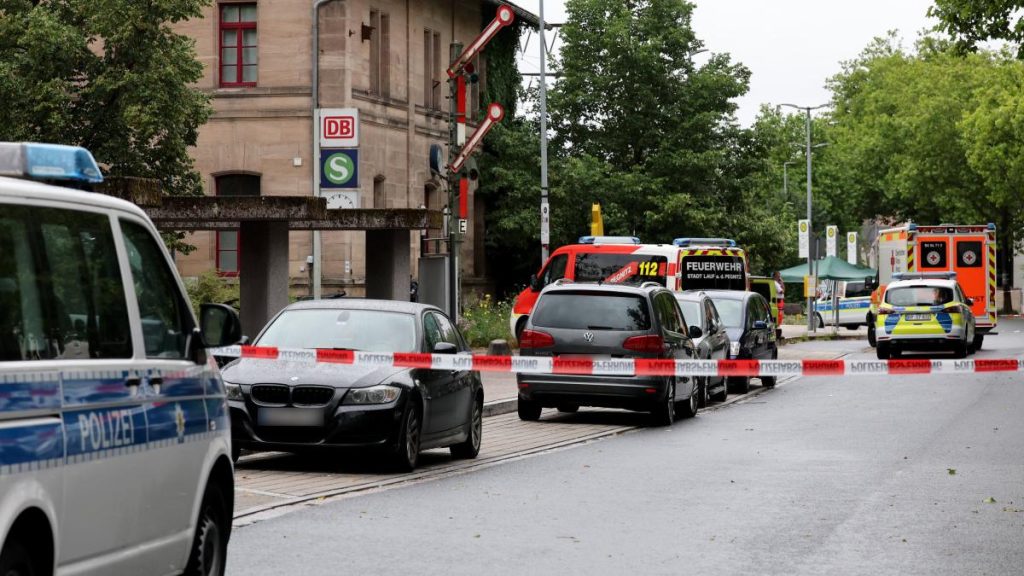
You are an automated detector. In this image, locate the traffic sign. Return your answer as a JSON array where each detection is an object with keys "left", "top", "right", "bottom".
[
  {"left": 448, "top": 103, "right": 504, "bottom": 174},
  {"left": 826, "top": 225, "right": 838, "bottom": 257},
  {"left": 798, "top": 219, "right": 809, "bottom": 258},
  {"left": 459, "top": 219, "right": 468, "bottom": 234},
  {"left": 447, "top": 5, "right": 515, "bottom": 78},
  {"left": 847, "top": 232, "right": 858, "bottom": 265},
  {"left": 320, "top": 149, "right": 359, "bottom": 188},
  {"left": 319, "top": 108, "right": 359, "bottom": 148}
]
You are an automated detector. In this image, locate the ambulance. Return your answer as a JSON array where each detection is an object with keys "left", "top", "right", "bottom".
[
  {"left": 509, "top": 237, "right": 750, "bottom": 340},
  {"left": 868, "top": 223, "right": 997, "bottom": 348}
]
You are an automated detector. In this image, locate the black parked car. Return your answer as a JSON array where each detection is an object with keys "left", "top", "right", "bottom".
[
  {"left": 517, "top": 281, "right": 700, "bottom": 426},
  {"left": 674, "top": 291, "right": 731, "bottom": 406},
  {"left": 221, "top": 300, "right": 483, "bottom": 471},
  {"left": 703, "top": 290, "right": 778, "bottom": 394}
]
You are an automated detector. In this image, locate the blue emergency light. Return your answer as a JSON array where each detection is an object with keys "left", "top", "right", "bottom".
[
  {"left": 577, "top": 236, "right": 642, "bottom": 245},
  {"left": 0, "top": 142, "right": 104, "bottom": 184},
  {"left": 672, "top": 237, "right": 737, "bottom": 248}
]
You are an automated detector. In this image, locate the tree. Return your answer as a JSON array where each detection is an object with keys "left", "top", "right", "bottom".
[
  {"left": 823, "top": 34, "right": 1024, "bottom": 284},
  {"left": 930, "top": 0, "right": 1024, "bottom": 58},
  {"left": 0, "top": 0, "right": 211, "bottom": 197},
  {"left": 548, "top": 0, "right": 773, "bottom": 264}
]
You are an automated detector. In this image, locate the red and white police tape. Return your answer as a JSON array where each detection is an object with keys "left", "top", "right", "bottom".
[{"left": 210, "top": 346, "right": 1024, "bottom": 378}]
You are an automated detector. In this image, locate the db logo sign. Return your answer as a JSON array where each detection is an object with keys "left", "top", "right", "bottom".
[
  {"left": 324, "top": 116, "right": 355, "bottom": 139},
  {"left": 319, "top": 108, "right": 359, "bottom": 147}
]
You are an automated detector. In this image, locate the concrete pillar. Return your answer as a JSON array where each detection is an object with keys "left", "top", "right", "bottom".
[
  {"left": 239, "top": 221, "right": 290, "bottom": 338},
  {"left": 365, "top": 230, "right": 411, "bottom": 301}
]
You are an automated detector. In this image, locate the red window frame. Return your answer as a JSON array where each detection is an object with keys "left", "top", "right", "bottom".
[
  {"left": 219, "top": 4, "right": 257, "bottom": 87},
  {"left": 215, "top": 230, "right": 240, "bottom": 277}
]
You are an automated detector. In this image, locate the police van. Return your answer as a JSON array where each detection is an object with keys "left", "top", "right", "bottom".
[{"left": 0, "top": 143, "right": 242, "bottom": 575}]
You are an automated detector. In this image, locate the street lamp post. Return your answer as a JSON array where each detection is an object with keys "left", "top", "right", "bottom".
[
  {"left": 780, "top": 103, "right": 829, "bottom": 332},
  {"left": 538, "top": 0, "right": 550, "bottom": 262}
]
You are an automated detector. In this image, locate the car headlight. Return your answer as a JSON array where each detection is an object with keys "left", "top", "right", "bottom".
[
  {"left": 729, "top": 342, "right": 741, "bottom": 358},
  {"left": 225, "top": 382, "right": 244, "bottom": 401},
  {"left": 343, "top": 385, "right": 402, "bottom": 405}
]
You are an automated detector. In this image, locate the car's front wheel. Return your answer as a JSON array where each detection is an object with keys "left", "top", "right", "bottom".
[
  {"left": 675, "top": 379, "right": 698, "bottom": 420},
  {"left": 727, "top": 377, "right": 750, "bottom": 394},
  {"left": 650, "top": 379, "right": 677, "bottom": 426},
  {"left": 450, "top": 396, "right": 482, "bottom": 459},
  {"left": 867, "top": 319, "right": 877, "bottom": 348},
  {"left": 185, "top": 482, "right": 230, "bottom": 576},
  {"left": 877, "top": 342, "right": 890, "bottom": 360},
  {"left": 388, "top": 403, "right": 422, "bottom": 471},
  {"left": 711, "top": 377, "right": 728, "bottom": 402}
]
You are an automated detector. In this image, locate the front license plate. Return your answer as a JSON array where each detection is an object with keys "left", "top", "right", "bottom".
[
  {"left": 906, "top": 314, "right": 931, "bottom": 322},
  {"left": 257, "top": 408, "right": 322, "bottom": 427}
]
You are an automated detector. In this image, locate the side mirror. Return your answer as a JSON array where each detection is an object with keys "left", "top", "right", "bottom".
[
  {"left": 200, "top": 303, "right": 243, "bottom": 348},
  {"left": 433, "top": 342, "right": 458, "bottom": 354},
  {"left": 865, "top": 276, "right": 878, "bottom": 290},
  {"left": 688, "top": 325, "right": 703, "bottom": 339},
  {"left": 529, "top": 274, "right": 541, "bottom": 292},
  {"left": 753, "top": 320, "right": 768, "bottom": 331}
]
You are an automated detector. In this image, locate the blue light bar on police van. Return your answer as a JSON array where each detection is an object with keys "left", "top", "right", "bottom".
[
  {"left": 0, "top": 142, "right": 103, "bottom": 184},
  {"left": 892, "top": 272, "right": 957, "bottom": 281},
  {"left": 672, "top": 237, "right": 737, "bottom": 248},
  {"left": 578, "top": 236, "right": 642, "bottom": 245}
]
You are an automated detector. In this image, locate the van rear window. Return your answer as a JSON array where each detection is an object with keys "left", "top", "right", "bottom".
[{"left": 532, "top": 292, "right": 651, "bottom": 331}]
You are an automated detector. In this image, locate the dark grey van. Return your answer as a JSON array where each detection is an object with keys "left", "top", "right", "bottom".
[{"left": 516, "top": 282, "right": 700, "bottom": 426}]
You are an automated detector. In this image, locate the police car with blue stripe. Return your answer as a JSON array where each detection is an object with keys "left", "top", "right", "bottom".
[{"left": 0, "top": 143, "right": 243, "bottom": 575}]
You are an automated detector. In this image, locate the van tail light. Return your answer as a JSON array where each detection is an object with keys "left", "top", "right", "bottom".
[
  {"left": 623, "top": 335, "right": 665, "bottom": 354},
  {"left": 519, "top": 329, "right": 555, "bottom": 349}
]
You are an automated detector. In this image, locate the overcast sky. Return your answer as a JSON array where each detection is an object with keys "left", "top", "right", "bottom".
[{"left": 513, "top": 0, "right": 937, "bottom": 126}]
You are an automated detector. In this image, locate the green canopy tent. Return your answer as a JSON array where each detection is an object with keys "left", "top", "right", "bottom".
[
  {"left": 777, "top": 257, "right": 878, "bottom": 333},
  {"left": 778, "top": 256, "right": 876, "bottom": 282}
]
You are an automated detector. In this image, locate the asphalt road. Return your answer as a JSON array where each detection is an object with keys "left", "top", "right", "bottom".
[{"left": 226, "top": 320, "right": 1024, "bottom": 576}]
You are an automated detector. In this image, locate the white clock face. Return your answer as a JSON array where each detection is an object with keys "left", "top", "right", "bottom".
[{"left": 325, "top": 191, "right": 360, "bottom": 209}]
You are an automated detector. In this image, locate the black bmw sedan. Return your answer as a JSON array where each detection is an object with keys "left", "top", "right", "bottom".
[{"left": 221, "top": 300, "right": 483, "bottom": 471}]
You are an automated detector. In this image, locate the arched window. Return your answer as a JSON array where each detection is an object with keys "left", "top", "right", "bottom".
[{"left": 215, "top": 173, "right": 260, "bottom": 276}]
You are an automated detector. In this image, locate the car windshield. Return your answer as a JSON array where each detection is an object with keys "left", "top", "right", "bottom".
[
  {"left": 674, "top": 299, "right": 702, "bottom": 329},
  {"left": 709, "top": 298, "right": 744, "bottom": 328},
  {"left": 885, "top": 286, "right": 955, "bottom": 307},
  {"left": 532, "top": 292, "right": 651, "bottom": 331},
  {"left": 256, "top": 309, "right": 417, "bottom": 352}
]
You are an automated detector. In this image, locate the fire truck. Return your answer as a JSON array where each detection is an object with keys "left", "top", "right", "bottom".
[
  {"left": 868, "top": 223, "right": 997, "bottom": 348},
  {"left": 508, "top": 237, "right": 750, "bottom": 340}
]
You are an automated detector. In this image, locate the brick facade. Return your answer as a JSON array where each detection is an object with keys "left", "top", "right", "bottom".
[{"left": 173, "top": 0, "right": 492, "bottom": 297}]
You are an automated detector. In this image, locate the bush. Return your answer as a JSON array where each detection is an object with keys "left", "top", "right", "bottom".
[
  {"left": 185, "top": 270, "right": 240, "bottom": 313},
  {"left": 459, "top": 295, "right": 515, "bottom": 348}
]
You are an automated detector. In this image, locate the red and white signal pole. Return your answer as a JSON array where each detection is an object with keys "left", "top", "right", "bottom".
[{"left": 444, "top": 5, "right": 514, "bottom": 321}]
